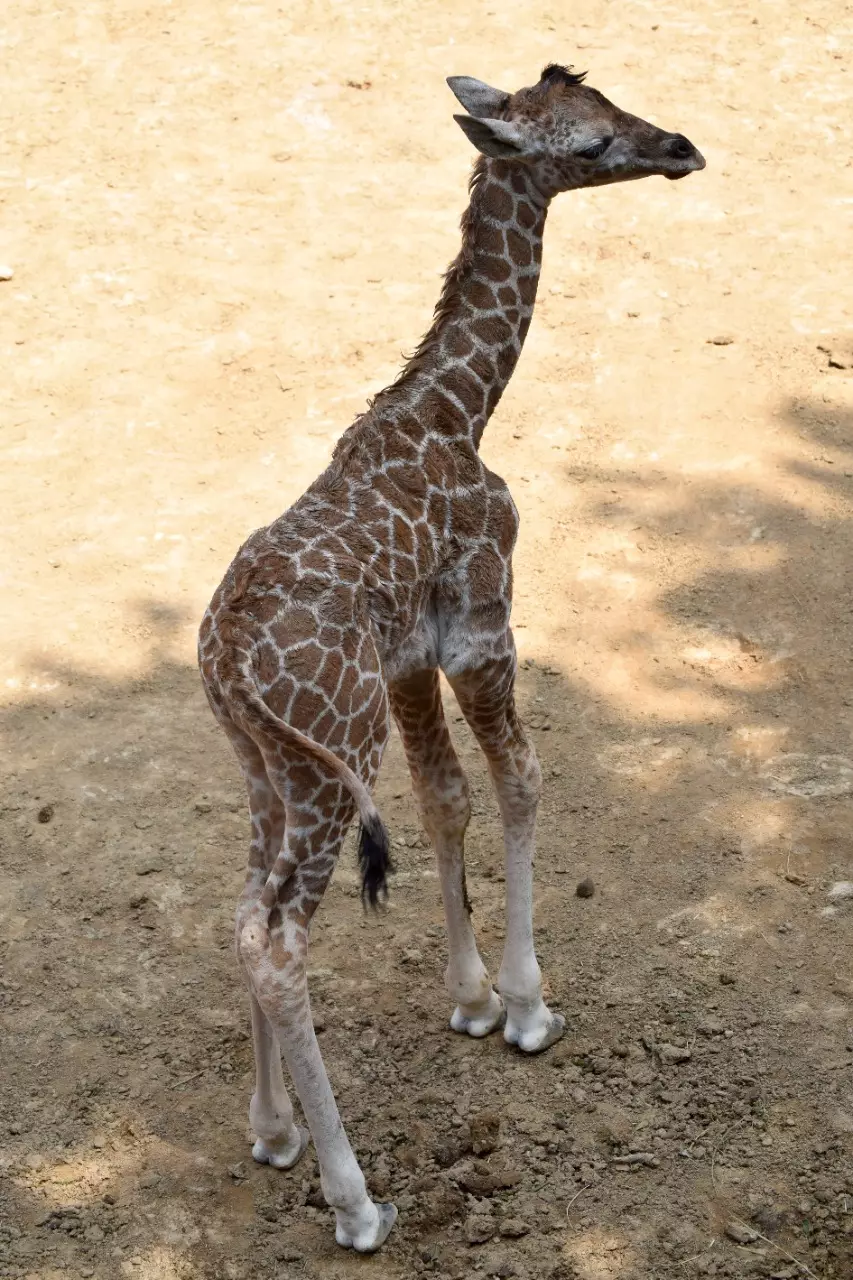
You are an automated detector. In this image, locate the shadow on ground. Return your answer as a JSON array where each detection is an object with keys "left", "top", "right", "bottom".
[{"left": 1, "top": 399, "right": 852, "bottom": 1279}]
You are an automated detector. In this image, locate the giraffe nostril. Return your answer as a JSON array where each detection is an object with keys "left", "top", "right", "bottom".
[{"left": 669, "top": 134, "right": 694, "bottom": 160}]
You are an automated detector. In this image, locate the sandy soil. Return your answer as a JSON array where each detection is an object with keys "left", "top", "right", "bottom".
[{"left": 2, "top": 1, "right": 853, "bottom": 1278}]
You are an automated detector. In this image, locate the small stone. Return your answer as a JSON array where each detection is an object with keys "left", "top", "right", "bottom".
[
  {"left": 135, "top": 859, "right": 163, "bottom": 876},
  {"left": 817, "top": 341, "right": 853, "bottom": 371},
  {"left": 724, "top": 1221, "right": 759, "bottom": 1245},
  {"left": 499, "top": 1217, "right": 530, "bottom": 1238},
  {"left": 227, "top": 1162, "right": 248, "bottom": 1181},
  {"left": 432, "top": 1138, "right": 465, "bottom": 1168},
  {"left": 465, "top": 1214, "right": 496, "bottom": 1244},
  {"left": 483, "top": 1251, "right": 517, "bottom": 1278},
  {"left": 0, "top": 265, "right": 13, "bottom": 281},
  {"left": 719, "top": 970, "right": 737, "bottom": 985},
  {"left": 37, "top": 804, "right": 54, "bottom": 824},
  {"left": 576, "top": 877, "right": 595, "bottom": 899},
  {"left": 129, "top": 894, "right": 149, "bottom": 909},
  {"left": 194, "top": 799, "right": 213, "bottom": 814},
  {"left": 275, "top": 1246, "right": 303, "bottom": 1263},
  {"left": 707, "top": 335, "right": 734, "bottom": 346},
  {"left": 658, "top": 1043, "right": 692, "bottom": 1065},
  {"left": 828, "top": 881, "right": 853, "bottom": 900},
  {"left": 418, "top": 1179, "right": 465, "bottom": 1226},
  {"left": 455, "top": 1160, "right": 522, "bottom": 1195},
  {"left": 469, "top": 1110, "right": 501, "bottom": 1155}
]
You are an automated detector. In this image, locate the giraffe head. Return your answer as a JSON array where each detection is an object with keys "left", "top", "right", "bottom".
[{"left": 448, "top": 64, "right": 705, "bottom": 195}]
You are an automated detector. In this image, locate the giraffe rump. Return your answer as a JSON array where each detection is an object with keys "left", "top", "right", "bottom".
[{"left": 214, "top": 623, "right": 392, "bottom": 908}]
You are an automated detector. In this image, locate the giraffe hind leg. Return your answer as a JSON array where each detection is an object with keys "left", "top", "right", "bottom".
[
  {"left": 221, "top": 718, "right": 309, "bottom": 1171},
  {"left": 239, "top": 768, "right": 396, "bottom": 1253}
]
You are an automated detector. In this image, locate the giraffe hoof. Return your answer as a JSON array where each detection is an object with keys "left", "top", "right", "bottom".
[
  {"left": 450, "top": 992, "right": 506, "bottom": 1038},
  {"left": 336, "top": 1201, "right": 398, "bottom": 1253},
  {"left": 505, "top": 1011, "right": 566, "bottom": 1055},
  {"left": 251, "top": 1125, "right": 309, "bottom": 1170}
]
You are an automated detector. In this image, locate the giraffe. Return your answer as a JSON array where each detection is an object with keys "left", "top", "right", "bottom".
[{"left": 198, "top": 64, "right": 705, "bottom": 1253}]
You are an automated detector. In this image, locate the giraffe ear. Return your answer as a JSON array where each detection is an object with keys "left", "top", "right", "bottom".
[
  {"left": 446, "top": 76, "right": 510, "bottom": 119},
  {"left": 453, "top": 114, "right": 532, "bottom": 159}
]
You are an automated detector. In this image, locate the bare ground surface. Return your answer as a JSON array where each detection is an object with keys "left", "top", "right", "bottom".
[{"left": 2, "top": 2, "right": 853, "bottom": 1278}]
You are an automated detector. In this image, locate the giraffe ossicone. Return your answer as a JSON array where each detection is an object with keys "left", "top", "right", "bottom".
[{"left": 198, "top": 64, "right": 704, "bottom": 1252}]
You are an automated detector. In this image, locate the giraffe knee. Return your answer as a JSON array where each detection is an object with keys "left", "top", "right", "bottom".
[
  {"left": 503, "top": 744, "right": 541, "bottom": 816},
  {"left": 422, "top": 774, "right": 471, "bottom": 845},
  {"left": 238, "top": 913, "right": 270, "bottom": 968}
]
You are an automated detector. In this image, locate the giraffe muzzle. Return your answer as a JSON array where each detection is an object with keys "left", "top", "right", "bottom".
[{"left": 662, "top": 132, "right": 706, "bottom": 178}]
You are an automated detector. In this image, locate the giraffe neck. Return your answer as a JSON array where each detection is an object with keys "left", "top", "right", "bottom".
[{"left": 380, "top": 158, "right": 549, "bottom": 447}]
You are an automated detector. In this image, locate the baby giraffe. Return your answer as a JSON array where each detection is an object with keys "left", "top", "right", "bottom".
[{"left": 198, "top": 64, "right": 704, "bottom": 1253}]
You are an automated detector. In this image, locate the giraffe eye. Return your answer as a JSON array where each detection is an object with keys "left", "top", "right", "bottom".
[{"left": 577, "top": 138, "right": 612, "bottom": 160}]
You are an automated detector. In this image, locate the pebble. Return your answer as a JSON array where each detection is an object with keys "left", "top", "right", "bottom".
[
  {"left": 576, "top": 877, "right": 595, "bottom": 899},
  {"left": 135, "top": 859, "right": 163, "bottom": 876},
  {"left": 469, "top": 1110, "right": 501, "bottom": 1155},
  {"left": 707, "top": 334, "right": 734, "bottom": 345},
  {"left": 274, "top": 1245, "right": 303, "bottom": 1262},
  {"left": 828, "top": 881, "right": 853, "bottom": 900},
  {"left": 499, "top": 1217, "right": 530, "bottom": 1238},
  {"left": 724, "top": 1220, "right": 758, "bottom": 1245},
  {"left": 465, "top": 1214, "right": 496, "bottom": 1244},
  {"left": 0, "top": 265, "right": 13, "bottom": 281},
  {"left": 818, "top": 341, "right": 853, "bottom": 371},
  {"left": 455, "top": 1161, "right": 522, "bottom": 1194},
  {"left": 658, "top": 1043, "right": 692, "bottom": 1065},
  {"left": 483, "top": 1251, "right": 517, "bottom": 1278}
]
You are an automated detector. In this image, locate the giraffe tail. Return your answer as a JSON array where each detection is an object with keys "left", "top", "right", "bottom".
[{"left": 228, "top": 669, "right": 392, "bottom": 907}]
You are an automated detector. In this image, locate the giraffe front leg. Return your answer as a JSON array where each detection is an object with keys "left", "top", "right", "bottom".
[
  {"left": 391, "top": 669, "right": 504, "bottom": 1038},
  {"left": 449, "top": 653, "right": 565, "bottom": 1055}
]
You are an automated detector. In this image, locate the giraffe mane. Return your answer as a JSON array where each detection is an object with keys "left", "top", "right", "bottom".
[
  {"left": 375, "top": 156, "right": 490, "bottom": 399},
  {"left": 538, "top": 63, "right": 587, "bottom": 88}
]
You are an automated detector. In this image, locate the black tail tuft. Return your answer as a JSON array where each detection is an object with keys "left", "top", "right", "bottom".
[{"left": 358, "top": 814, "right": 393, "bottom": 908}]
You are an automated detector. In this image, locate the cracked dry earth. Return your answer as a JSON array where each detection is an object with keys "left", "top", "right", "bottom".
[{"left": 2, "top": 0, "right": 853, "bottom": 1278}]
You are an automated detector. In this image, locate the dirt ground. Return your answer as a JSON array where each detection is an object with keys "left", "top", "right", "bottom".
[{"left": 2, "top": 1, "right": 853, "bottom": 1278}]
